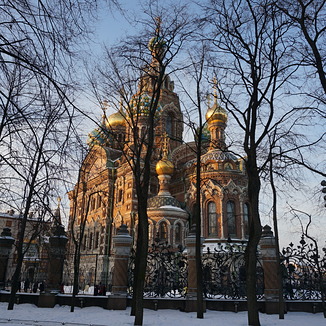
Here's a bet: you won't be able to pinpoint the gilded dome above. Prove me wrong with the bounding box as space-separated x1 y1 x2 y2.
156 158 174 175
107 111 125 127
205 104 228 123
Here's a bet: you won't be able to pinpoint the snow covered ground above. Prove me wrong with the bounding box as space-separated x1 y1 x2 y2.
0 303 325 326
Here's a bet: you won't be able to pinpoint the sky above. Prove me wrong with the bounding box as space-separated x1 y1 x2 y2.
0 302 325 326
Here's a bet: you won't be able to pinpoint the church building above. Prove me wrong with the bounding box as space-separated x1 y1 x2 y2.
66 30 249 288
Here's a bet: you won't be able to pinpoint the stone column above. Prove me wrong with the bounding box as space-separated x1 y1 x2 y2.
39 224 68 308
108 224 132 310
0 228 15 290
260 225 280 314
184 225 205 312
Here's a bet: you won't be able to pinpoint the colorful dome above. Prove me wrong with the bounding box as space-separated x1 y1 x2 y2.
131 93 162 117
148 36 166 56
107 111 125 127
156 158 174 175
87 128 107 147
205 104 228 124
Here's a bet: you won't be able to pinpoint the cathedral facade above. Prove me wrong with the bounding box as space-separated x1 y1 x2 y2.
66 35 249 287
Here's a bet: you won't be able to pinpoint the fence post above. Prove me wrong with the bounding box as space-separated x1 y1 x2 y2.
0 228 15 290
260 224 280 314
38 224 68 307
108 224 132 310
184 224 205 312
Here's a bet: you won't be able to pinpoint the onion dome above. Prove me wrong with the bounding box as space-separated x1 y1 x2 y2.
156 133 174 175
148 17 166 59
107 110 125 127
205 103 228 124
156 157 174 175
195 125 211 142
205 79 228 124
131 93 162 117
87 128 107 147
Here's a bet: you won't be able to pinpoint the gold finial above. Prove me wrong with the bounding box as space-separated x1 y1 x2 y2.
206 93 211 108
162 132 169 159
57 196 61 208
101 99 109 112
212 77 218 105
101 100 109 124
119 96 123 111
155 17 162 36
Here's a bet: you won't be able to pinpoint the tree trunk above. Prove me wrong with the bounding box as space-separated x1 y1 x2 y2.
245 157 262 326
195 135 204 318
133 206 149 326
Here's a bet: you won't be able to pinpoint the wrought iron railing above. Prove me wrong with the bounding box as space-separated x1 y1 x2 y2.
281 236 326 301
202 243 264 300
128 241 188 298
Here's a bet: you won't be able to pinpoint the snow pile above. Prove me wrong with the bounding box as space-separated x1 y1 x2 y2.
0 302 325 326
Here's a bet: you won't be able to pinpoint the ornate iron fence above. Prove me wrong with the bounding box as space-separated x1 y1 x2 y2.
202 243 264 300
281 236 326 300
128 241 188 298
128 241 264 300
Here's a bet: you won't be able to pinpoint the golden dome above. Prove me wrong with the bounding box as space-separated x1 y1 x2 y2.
107 111 125 127
156 158 174 175
205 104 228 124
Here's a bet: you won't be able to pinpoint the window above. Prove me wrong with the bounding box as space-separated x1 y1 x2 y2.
175 223 181 243
159 222 168 241
118 189 123 202
227 201 236 237
95 231 99 248
83 235 87 250
208 202 217 236
89 233 93 250
191 203 198 227
243 203 249 238
166 114 173 137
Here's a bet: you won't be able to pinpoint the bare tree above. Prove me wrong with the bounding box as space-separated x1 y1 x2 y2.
276 0 326 98
0 0 103 310
201 0 317 324
89 5 194 324
0 80 77 309
175 43 212 319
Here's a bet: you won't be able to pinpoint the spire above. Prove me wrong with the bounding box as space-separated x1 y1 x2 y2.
156 134 174 195
205 79 228 151
101 100 109 125
148 16 166 64
212 77 218 106
54 196 62 226
162 132 169 160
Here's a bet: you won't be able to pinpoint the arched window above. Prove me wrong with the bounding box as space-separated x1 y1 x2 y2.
208 202 217 236
243 203 249 238
227 201 236 237
175 223 181 243
191 203 198 227
159 222 168 241
89 233 93 250
166 114 173 137
118 189 123 202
